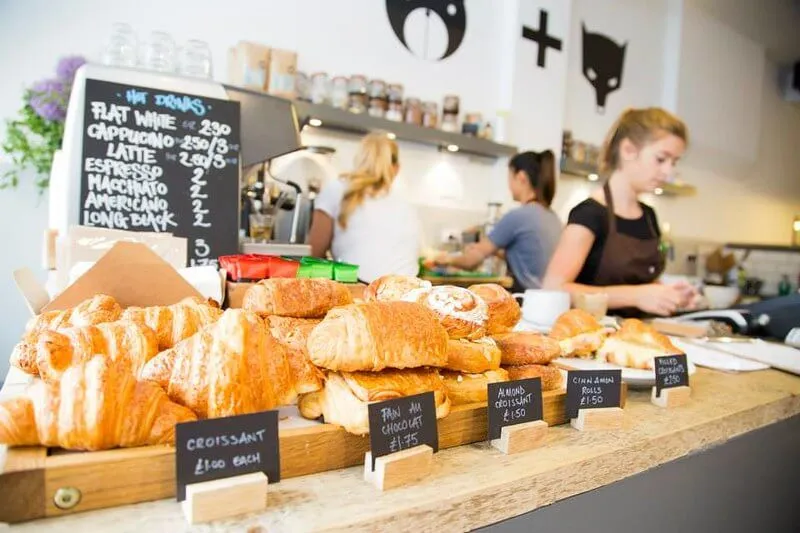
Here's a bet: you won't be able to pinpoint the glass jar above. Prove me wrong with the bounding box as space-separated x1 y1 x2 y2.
295 71 311 101
443 94 460 115
348 74 368 113
387 83 404 103
144 31 177 73
386 100 403 122
441 112 459 132
404 98 423 125
331 76 349 109
310 72 329 104
102 22 139 67
422 101 439 128
178 39 213 79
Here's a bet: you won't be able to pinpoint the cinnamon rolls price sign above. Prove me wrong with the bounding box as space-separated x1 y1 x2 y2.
654 354 689 397
566 370 622 419
368 391 439 469
79 78 241 267
487 378 544 440
175 410 280 501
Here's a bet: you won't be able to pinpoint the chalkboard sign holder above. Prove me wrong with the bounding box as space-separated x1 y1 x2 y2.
491 420 548 455
570 407 624 432
363 445 433 491
181 471 268 525
651 385 692 408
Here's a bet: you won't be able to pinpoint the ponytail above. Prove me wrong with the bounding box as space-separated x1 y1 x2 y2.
338 132 399 228
509 150 557 207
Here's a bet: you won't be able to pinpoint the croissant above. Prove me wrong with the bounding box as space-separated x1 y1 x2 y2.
444 338 501 374
439 369 509 406
121 296 223 350
297 369 451 435
492 332 561 366
364 274 432 302
307 301 448 372
401 285 488 340
597 319 683 370
243 278 353 318
140 309 295 418
20 320 159 383
11 294 122 375
266 316 324 395
468 284 521 335
0 356 197 451
549 309 609 358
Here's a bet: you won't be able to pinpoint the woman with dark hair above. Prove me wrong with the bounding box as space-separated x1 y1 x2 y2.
429 150 562 291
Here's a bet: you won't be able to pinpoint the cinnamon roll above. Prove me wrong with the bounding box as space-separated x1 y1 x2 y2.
363 274 432 302
401 285 488 340
468 283 521 334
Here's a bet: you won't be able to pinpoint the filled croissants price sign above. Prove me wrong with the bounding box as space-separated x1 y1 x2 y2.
79 78 241 267
367 392 439 469
654 354 690 397
487 378 544 440
175 410 280 501
566 370 622 419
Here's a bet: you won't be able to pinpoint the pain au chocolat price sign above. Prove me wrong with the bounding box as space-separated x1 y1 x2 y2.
79 79 241 267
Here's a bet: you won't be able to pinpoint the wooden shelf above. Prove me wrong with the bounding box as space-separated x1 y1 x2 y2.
559 157 698 197
293 100 518 159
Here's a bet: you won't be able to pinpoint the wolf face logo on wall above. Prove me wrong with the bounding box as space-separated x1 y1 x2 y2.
581 23 627 114
386 0 466 61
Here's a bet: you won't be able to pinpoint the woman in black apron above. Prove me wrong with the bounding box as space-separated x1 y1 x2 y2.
543 107 697 317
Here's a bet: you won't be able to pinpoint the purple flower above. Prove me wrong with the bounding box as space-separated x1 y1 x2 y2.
29 78 67 121
56 55 86 82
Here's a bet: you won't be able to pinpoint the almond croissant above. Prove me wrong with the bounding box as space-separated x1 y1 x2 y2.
11 294 122 375
121 296 222 350
140 309 295 418
0 356 197 451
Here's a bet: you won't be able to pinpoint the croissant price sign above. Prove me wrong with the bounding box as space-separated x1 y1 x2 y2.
367 391 439 469
487 377 544 440
654 354 690 396
175 410 280 501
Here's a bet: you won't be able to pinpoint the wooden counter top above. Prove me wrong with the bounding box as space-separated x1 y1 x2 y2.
5 367 799 532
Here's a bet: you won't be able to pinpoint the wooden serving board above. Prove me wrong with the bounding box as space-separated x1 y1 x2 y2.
0 388 587 523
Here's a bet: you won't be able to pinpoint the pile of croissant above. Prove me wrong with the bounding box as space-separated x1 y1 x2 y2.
0 274 679 451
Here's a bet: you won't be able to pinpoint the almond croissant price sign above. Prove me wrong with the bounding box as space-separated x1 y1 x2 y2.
487 378 543 440
654 354 689 396
566 370 622 419
367 391 439 470
175 410 279 501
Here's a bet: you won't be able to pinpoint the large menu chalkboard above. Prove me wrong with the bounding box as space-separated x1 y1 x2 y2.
79 79 241 267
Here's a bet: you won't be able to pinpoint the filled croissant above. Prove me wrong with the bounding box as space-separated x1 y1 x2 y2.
0 356 197 451
121 296 222 350
140 309 295 418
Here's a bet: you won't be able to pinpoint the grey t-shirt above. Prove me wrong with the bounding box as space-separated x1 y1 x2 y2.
487 203 563 290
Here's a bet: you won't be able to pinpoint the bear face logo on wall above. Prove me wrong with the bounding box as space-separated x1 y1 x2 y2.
582 23 627 114
386 0 467 61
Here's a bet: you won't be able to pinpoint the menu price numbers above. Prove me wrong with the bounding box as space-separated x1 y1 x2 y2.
566 370 622 419
389 432 419 453
487 378 543 440
654 354 690 396
503 407 527 423
579 392 605 408
180 134 229 154
180 151 227 170
198 119 231 137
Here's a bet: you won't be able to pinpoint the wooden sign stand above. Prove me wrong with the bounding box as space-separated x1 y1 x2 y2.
363 445 433 491
491 420 548 454
651 386 691 408
182 472 268 525
570 407 624 431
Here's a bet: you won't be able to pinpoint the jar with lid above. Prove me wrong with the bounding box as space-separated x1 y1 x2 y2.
348 74 368 114
368 78 387 117
404 98 423 125
386 100 403 122
387 83 404 103
422 101 438 128
443 94 460 115
310 72 329 104
330 76 349 109
295 71 311 102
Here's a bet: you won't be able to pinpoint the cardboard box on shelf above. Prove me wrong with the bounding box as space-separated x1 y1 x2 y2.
228 41 271 91
267 48 297 99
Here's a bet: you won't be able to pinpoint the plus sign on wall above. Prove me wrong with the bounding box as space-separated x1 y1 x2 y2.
522 9 563 68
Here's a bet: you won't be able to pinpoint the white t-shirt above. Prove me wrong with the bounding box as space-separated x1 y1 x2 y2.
314 178 420 283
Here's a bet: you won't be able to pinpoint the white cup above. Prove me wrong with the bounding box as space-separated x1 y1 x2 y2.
512 289 571 327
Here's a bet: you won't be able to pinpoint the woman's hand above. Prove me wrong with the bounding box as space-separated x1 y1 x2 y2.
634 283 692 316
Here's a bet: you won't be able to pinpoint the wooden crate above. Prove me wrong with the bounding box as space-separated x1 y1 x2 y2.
0 388 586 523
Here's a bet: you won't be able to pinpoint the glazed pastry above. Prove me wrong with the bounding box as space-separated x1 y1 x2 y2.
297 368 450 435
140 309 295 418
121 296 222 351
11 294 122 375
549 309 609 358
439 368 509 406
243 278 353 318
598 319 683 370
504 364 564 392
444 338 501 374
468 283 521 334
307 301 448 372
0 356 197 451
266 316 324 395
363 274 432 302
21 320 159 383
492 332 561 366
401 285 488 340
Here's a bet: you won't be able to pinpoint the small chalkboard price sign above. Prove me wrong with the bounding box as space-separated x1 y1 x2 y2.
654 354 690 396
367 392 438 470
175 410 279 502
487 378 543 440
79 78 241 268
566 370 622 420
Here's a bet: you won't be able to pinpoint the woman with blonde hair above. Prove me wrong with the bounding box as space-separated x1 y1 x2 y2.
543 107 698 317
308 132 420 282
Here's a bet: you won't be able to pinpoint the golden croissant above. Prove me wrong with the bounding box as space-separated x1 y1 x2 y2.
17 320 159 383
0 356 197 451
140 309 295 418
11 294 122 375
121 296 222 350
243 278 354 318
